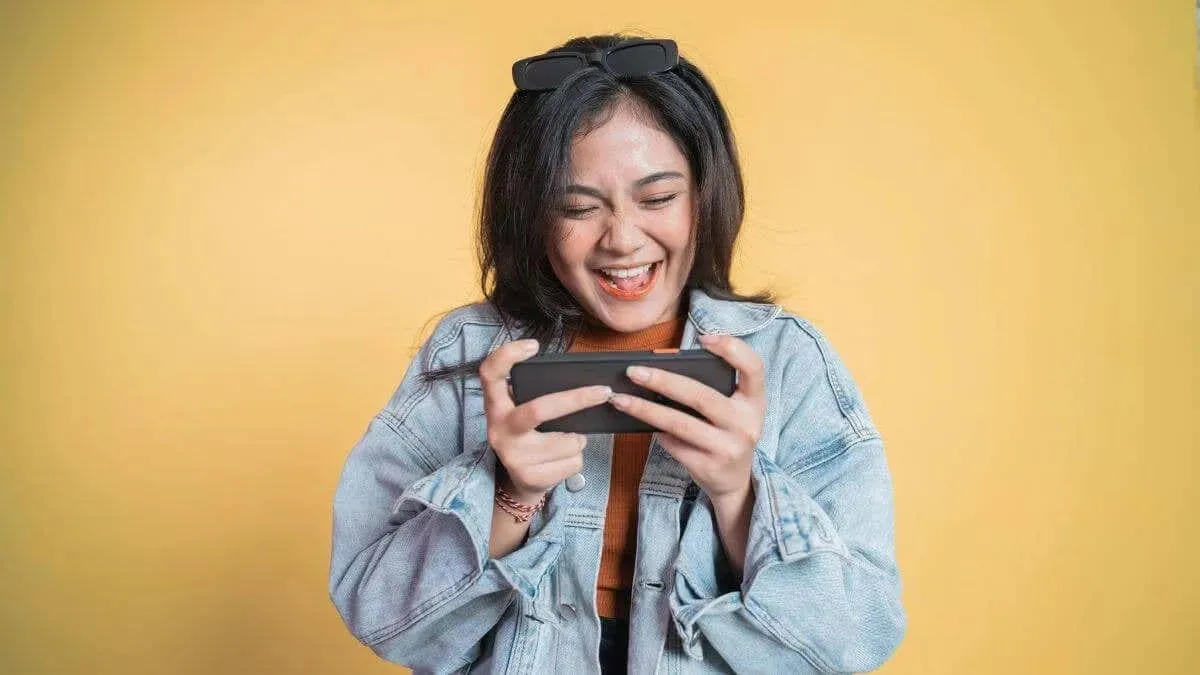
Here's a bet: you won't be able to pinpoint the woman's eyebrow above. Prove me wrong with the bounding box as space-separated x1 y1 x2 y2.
564 184 606 199
563 171 686 199
635 171 685 188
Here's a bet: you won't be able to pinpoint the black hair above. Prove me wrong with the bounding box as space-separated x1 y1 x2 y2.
423 34 772 382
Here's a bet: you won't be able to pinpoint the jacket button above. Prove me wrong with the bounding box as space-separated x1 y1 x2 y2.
558 603 577 619
565 473 586 492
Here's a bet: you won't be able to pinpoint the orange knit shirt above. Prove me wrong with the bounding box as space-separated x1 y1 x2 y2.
567 314 686 619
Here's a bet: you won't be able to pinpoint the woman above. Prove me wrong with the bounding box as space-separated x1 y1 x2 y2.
329 34 905 674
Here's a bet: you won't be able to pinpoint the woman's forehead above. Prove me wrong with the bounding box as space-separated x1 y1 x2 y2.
568 102 689 183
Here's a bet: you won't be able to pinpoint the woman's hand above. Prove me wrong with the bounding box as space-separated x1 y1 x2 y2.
608 333 764 573
479 339 613 503
609 333 765 501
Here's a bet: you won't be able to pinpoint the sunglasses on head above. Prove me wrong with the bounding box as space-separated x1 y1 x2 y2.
511 38 679 92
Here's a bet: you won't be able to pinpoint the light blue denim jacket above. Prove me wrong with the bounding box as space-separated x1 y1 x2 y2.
329 288 905 674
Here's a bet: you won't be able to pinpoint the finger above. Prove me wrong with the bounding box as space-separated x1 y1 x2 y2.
536 432 589 461
503 432 586 466
654 432 711 472
478 339 539 417
609 392 729 450
525 453 586 488
509 385 613 433
698 334 766 401
501 433 585 478
625 365 740 430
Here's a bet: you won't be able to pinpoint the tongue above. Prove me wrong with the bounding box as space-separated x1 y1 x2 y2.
610 271 648 291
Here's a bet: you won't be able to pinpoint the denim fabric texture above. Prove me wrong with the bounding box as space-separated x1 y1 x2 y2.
328 288 906 674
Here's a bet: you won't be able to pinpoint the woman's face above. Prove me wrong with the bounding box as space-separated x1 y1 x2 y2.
547 99 696 333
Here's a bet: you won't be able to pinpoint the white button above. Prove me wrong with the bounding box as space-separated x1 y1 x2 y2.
565 473 586 492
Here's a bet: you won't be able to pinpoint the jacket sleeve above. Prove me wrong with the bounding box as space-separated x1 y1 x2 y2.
669 320 906 673
327 313 561 671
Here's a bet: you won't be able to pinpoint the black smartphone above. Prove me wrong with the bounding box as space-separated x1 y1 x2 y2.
509 349 736 433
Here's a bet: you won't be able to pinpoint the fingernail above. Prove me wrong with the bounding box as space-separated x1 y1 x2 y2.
576 434 588 450
521 339 539 353
594 385 614 399
626 365 648 382
610 393 631 408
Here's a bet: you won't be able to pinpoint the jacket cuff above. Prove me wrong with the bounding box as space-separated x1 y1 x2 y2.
390 445 564 602
751 453 850 566
669 453 849 659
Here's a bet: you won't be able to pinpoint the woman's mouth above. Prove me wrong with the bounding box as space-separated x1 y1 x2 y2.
593 261 660 300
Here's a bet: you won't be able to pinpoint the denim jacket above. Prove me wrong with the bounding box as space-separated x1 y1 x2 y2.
329 288 905 674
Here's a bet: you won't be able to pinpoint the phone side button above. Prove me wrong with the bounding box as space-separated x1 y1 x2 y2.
652 348 679 354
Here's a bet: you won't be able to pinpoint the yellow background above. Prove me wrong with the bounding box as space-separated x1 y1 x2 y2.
2 1 1197 673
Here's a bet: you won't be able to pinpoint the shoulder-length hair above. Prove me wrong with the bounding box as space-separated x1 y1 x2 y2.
425 34 771 382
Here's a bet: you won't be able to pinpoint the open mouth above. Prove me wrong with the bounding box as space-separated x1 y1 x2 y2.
593 261 660 300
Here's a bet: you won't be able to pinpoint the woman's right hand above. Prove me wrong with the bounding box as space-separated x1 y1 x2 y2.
479 338 613 503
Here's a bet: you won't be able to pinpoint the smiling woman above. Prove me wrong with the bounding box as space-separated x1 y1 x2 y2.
560 165 688 303
469 36 770 359
548 100 696 327
328 34 906 674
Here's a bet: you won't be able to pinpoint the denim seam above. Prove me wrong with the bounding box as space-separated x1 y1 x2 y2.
781 430 879 478
361 565 485 646
742 593 835 673
505 603 528 674
447 650 477 673
840 545 901 581
641 486 684 499
388 383 434 440
375 408 439 475
452 450 490 548
563 516 603 530
390 315 504 430
780 316 867 436
641 480 687 498
690 302 782 336
396 450 489 546
359 449 494 645
758 454 788 554
508 600 544 675
527 606 546 674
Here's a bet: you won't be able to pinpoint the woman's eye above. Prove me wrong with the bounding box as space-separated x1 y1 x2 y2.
643 193 679 208
562 205 597 218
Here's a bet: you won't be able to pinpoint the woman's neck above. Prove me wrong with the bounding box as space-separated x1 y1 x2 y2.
571 313 686 352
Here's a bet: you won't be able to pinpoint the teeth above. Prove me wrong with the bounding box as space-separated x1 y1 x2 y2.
600 263 653 279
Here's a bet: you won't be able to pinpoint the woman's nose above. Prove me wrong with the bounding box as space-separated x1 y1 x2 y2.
598 211 645 255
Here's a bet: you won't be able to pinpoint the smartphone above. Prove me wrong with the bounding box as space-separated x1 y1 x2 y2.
509 349 736 433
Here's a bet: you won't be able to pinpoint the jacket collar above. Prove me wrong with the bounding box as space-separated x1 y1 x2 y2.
685 287 781 337
495 287 782 352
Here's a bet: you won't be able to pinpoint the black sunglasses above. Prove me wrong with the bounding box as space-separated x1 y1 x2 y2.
511 39 679 92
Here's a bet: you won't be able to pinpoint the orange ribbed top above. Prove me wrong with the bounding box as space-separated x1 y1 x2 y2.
567 314 686 619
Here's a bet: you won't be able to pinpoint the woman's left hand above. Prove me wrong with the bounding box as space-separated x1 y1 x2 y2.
609 333 765 501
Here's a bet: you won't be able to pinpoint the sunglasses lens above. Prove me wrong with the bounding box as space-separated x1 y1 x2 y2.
605 42 671 76
522 54 586 90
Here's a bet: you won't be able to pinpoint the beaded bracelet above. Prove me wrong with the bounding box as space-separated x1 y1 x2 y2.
494 485 547 523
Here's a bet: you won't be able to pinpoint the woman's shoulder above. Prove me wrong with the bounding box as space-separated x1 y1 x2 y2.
762 306 839 356
429 300 506 333
759 306 878 443
410 300 511 369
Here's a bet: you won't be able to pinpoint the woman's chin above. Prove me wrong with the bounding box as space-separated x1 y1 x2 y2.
583 297 675 333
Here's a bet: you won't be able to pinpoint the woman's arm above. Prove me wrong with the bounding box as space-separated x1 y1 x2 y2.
487 467 545 558
328 310 562 671
669 320 906 673
709 481 754 577
673 440 905 673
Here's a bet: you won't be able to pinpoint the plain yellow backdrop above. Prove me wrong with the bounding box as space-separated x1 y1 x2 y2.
2 1 1197 673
